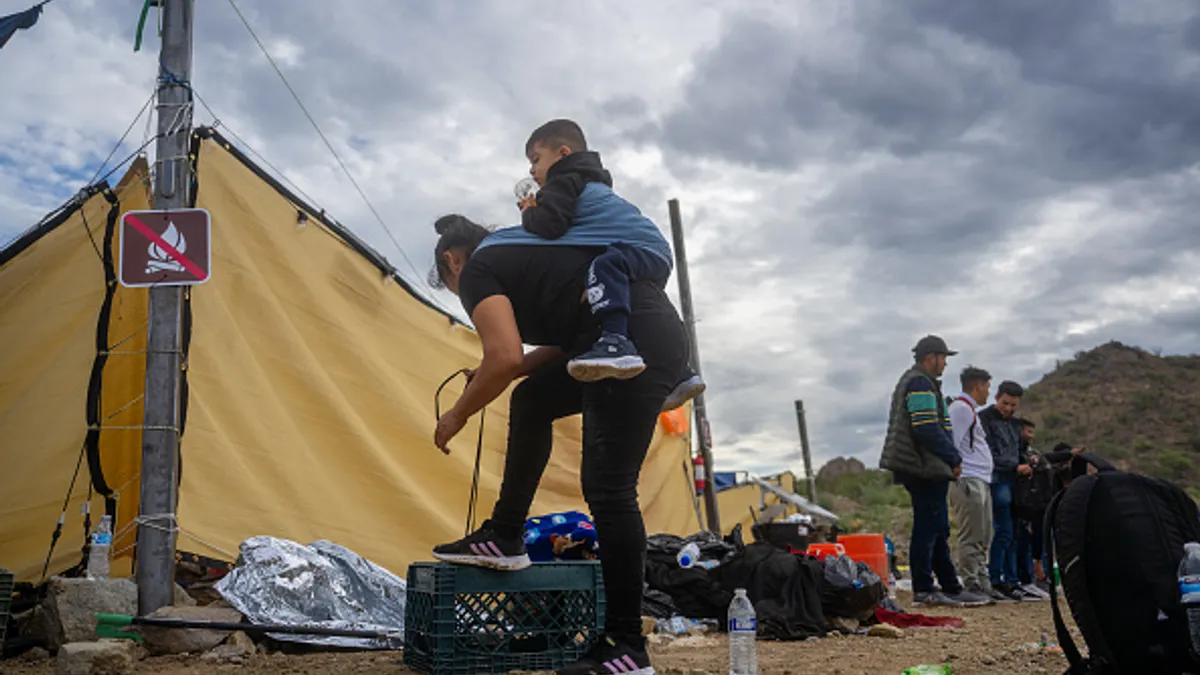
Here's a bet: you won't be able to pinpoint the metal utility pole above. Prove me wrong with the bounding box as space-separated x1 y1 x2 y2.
794 400 817 502
137 0 194 616
668 199 721 535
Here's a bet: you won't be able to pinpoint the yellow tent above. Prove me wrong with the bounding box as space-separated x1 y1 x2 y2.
716 471 803 536
0 128 703 582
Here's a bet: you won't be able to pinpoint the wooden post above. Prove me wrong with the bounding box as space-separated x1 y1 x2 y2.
668 199 721 534
137 0 194 616
794 400 817 502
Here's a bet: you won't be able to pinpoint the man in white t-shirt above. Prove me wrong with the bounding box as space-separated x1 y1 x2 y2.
948 366 999 601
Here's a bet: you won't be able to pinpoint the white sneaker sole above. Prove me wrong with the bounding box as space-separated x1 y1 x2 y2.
662 378 706 412
431 551 532 571
1019 587 1049 601
956 597 993 607
567 355 646 382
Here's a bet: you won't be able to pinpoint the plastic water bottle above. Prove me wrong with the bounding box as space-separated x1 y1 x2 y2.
86 515 113 580
677 542 701 568
514 177 538 210
728 588 757 675
1178 541 1200 655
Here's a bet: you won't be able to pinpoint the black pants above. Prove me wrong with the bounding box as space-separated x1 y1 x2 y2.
900 475 962 595
490 282 687 640
586 243 672 336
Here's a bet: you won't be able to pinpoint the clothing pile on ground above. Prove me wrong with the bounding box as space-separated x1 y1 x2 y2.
639 525 926 640
522 511 952 640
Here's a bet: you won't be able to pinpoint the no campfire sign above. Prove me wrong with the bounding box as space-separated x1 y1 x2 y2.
119 209 211 287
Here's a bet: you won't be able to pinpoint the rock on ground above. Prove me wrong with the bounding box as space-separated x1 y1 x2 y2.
55 640 138 675
200 631 256 664
867 623 905 639
39 577 195 651
140 606 244 656
41 579 137 652
21 646 52 662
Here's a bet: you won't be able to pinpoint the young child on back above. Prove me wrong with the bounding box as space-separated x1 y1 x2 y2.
517 118 703 410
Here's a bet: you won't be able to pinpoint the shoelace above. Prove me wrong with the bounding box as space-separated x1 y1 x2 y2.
434 369 486 537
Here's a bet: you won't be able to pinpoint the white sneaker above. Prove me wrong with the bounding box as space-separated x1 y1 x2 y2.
1020 583 1050 600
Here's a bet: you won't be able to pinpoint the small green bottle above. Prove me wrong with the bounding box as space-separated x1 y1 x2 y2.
901 665 952 675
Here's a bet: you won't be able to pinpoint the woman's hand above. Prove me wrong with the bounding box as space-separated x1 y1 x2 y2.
432 296 523 455
434 410 467 454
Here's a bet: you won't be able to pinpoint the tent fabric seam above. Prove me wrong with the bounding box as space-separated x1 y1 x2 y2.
0 182 111 267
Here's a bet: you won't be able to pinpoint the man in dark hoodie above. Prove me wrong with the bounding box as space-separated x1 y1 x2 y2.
504 119 705 409
880 335 990 608
978 380 1035 601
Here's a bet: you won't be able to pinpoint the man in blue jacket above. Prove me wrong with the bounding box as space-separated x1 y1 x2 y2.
880 336 990 607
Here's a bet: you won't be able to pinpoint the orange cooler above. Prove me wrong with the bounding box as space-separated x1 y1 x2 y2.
838 533 889 584
805 543 846 561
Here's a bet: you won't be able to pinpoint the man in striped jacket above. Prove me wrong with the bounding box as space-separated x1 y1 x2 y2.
880 336 990 607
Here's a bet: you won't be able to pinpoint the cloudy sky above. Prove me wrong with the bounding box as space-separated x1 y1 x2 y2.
3 0 1199 476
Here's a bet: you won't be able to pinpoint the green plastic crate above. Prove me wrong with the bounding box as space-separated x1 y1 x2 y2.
403 562 605 675
0 569 12 648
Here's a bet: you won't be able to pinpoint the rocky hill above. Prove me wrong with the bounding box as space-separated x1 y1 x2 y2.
815 341 1200 543
1020 341 1200 494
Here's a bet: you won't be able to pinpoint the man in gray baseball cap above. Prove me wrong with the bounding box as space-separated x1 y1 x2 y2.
880 335 989 607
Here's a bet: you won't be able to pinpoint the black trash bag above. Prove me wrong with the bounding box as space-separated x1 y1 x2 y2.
642 525 749 622
715 542 828 640
819 554 885 621
644 557 730 620
646 531 737 567
642 583 680 619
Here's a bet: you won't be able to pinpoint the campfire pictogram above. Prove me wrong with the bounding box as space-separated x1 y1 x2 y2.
146 221 188 274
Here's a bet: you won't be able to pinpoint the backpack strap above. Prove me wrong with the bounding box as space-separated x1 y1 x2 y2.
1075 453 1116 473
954 396 979 451
1045 489 1094 673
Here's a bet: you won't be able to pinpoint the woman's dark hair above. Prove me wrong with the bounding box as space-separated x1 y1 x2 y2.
429 214 491 288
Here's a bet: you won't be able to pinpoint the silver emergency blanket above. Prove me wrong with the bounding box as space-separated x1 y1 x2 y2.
214 536 406 649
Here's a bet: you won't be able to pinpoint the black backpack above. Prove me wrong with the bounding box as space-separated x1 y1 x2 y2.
1015 461 1057 522
1046 454 1200 674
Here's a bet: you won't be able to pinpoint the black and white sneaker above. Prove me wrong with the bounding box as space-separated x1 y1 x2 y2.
662 370 706 412
988 587 1018 604
568 334 646 382
431 521 531 571
557 635 654 675
912 591 964 608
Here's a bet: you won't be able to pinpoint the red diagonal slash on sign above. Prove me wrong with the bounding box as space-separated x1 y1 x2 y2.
125 213 208 281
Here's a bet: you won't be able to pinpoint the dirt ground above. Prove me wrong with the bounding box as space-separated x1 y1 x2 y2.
2 595 1074 675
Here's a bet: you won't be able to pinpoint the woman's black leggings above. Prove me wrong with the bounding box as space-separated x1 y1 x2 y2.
489 282 687 641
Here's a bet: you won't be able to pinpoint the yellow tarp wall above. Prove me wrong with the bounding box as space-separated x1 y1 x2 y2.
0 138 700 582
0 165 149 581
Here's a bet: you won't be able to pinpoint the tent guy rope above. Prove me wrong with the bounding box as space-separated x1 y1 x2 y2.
224 0 447 313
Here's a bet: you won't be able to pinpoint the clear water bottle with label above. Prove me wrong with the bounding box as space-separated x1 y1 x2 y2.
1179 541 1200 655
86 515 113 580
677 542 701 568
728 588 757 675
